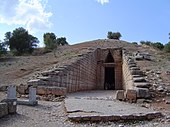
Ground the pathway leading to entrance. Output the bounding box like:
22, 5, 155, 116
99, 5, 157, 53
65, 90, 162, 122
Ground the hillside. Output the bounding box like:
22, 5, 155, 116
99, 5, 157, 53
1, 39, 170, 126
0, 39, 169, 88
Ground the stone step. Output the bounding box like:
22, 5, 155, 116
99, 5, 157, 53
130, 67, 140, 70
134, 82, 150, 88
27, 79, 46, 86
41, 70, 60, 76
129, 64, 137, 68
37, 76, 51, 81
133, 75, 142, 78
133, 77, 146, 82
131, 70, 144, 76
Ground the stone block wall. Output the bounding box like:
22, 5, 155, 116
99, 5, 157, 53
122, 50, 151, 99
122, 51, 134, 90
27, 50, 98, 93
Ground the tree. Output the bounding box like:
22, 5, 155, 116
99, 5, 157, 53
151, 42, 164, 50
43, 32, 57, 49
4, 27, 39, 55
140, 41, 152, 46
0, 40, 7, 56
4, 32, 12, 47
107, 31, 122, 40
107, 31, 113, 39
56, 37, 68, 46
164, 42, 170, 53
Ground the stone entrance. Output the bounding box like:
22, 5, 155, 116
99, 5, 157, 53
104, 51, 115, 90
26, 47, 124, 93
97, 48, 123, 90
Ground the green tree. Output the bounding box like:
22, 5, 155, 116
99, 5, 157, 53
107, 31, 122, 40
164, 42, 170, 53
4, 32, 12, 47
107, 31, 113, 39
0, 40, 7, 56
4, 27, 39, 55
43, 33, 57, 49
140, 41, 152, 46
151, 42, 164, 50
56, 37, 68, 46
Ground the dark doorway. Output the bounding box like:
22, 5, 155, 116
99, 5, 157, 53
104, 51, 115, 90
104, 67, 115, 90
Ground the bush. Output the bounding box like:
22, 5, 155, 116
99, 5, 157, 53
164, 42, 170, 52
140, 41, 152, 46
107, 31, 122, 40
56, 37, 68, 46
151, 42, 164, 50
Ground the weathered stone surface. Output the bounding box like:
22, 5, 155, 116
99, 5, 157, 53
126, 89, 137, 103
116, 90, 125, 101
135, 87, 150, 98
65, 91, 162, 122
0, 102, 8, 118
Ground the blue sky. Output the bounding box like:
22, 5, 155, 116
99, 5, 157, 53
0, 0, 170, 46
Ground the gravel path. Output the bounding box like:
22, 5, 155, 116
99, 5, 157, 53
0, 91, 170, 127
0, 100, 169, 127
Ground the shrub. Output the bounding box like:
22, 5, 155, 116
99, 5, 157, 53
107, 31, 122, 40
164, 42, 170, 53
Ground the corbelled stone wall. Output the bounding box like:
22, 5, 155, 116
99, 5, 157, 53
27, 48, 123, 93
28, 50, 98, 92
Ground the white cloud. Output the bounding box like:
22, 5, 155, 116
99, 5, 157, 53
96, 0, 109, 5
0, 0, 52, 33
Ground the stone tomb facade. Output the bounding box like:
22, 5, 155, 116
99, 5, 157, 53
27, 48, 124, 93
24, 47, 150, 98
96, 48, 123, 90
